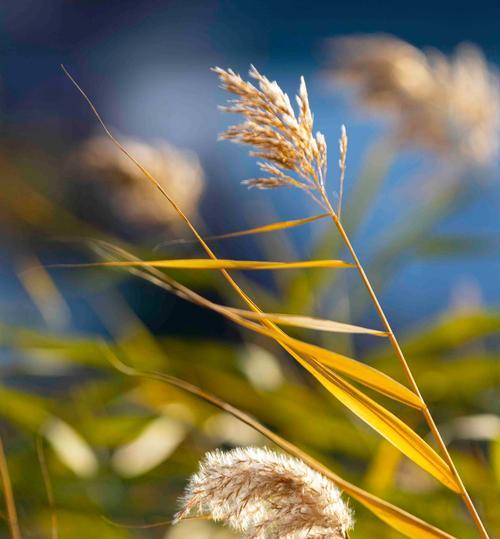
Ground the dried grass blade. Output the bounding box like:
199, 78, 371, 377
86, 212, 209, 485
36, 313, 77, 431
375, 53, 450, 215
0, 436, 22, 539
228, 308, 388, 336
288, 356, 459, 492
104, 351, 455, 539
64, 72, 457, 498
342, 484, 456, 539
280, 336, 423, 409
158, 213, 329, 246
89, 241, 422, 409
52, 259, 353, 271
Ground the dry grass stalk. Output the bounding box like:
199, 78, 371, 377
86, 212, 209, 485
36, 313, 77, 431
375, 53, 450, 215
0, 436, 22, 539
215, 66, 490, 538
107, 352, 456, 539
175, 447, 353, 539
64, 66, 481, 538
77, 135, 204, 229
327, 34, 499, 164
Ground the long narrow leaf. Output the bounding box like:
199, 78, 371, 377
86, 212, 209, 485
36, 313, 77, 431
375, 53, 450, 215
105, 352, 455, 539
52, 259, 353, 271
278, 335, 423, 409
94, 251, 456, 492
229, 308, 388, 336
157, 213, 329, 246
289, 355, 459, 492
90, 242, 423, 409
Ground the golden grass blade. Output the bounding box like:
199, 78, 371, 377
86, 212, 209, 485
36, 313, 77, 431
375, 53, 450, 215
290, 356, 459, 492
0, 436, 22, 539
104, 351, 455, 539
91, 248, 447, 491
228, 308, 388, 336
157, 213, 329, 246
52, 258, 353, 271
63, 70, 458, 503
202, 306, 423, 409
275, 335, 424, 409
91, 246, 452, 491
89, 241, 423, 409
342, 485, 455, 539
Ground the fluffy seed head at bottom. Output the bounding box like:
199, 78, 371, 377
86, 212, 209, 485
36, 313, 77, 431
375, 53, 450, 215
175, 446, 354, 539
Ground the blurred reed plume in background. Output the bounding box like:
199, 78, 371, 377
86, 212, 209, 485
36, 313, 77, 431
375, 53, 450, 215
75, 135, 204, 232
327, 34, 499, 165
176, 447, 353, 539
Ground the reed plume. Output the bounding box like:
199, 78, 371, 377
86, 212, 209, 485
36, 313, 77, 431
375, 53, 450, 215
327, 34, 499, 164
213, 66, 327, 204
175, 447, 353, 539
62, 64, 490, 538
214, 65, 490, 538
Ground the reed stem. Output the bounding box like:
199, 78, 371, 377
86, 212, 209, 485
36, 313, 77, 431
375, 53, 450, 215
0, 436, 22, 539
321, 193, 489, 539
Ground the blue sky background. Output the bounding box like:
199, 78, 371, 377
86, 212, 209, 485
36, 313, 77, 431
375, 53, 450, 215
1, 0, 499, 333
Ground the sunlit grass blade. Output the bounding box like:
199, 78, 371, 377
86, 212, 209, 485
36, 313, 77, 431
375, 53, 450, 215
90, 247, 447, 490
345, 485, 456, 539
289, 356, 459, 492
229, 308, 388, 336
157, 212, 330, 246
52, 258, 354, 271
104, 351, 456, 539
198, 304, 423, 408
276, 336, 424, 409
89, 240, 423, 409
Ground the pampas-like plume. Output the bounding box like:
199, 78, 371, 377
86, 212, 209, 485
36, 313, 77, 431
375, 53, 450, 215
213, 66, 328, 205
76, 135, 204, 230
175, 447, 353, 539
327, 34, 499, 164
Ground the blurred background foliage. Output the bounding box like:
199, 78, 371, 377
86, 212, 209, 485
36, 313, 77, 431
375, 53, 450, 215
1, 1, 499, 538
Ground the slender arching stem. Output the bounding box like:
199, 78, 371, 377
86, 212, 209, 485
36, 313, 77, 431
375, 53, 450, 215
64, 65, 488, 537
320, 191, 489, 539
0, 436, 22, 539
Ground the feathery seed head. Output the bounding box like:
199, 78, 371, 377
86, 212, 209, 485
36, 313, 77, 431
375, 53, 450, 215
75, 135, 204, 230
213, 66, 328, 203
175, 446, 354, 539
328, 34, 499, 164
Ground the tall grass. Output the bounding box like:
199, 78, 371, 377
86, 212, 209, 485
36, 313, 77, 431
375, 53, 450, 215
0, 49, 496, 538
51, 64, 491, 539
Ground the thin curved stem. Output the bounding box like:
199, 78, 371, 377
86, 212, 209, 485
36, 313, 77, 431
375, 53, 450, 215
320, 193, 489, 539
0, 436, 22, 539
